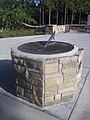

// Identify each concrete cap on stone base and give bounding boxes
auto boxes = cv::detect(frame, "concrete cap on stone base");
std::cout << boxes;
[11,44,78,59]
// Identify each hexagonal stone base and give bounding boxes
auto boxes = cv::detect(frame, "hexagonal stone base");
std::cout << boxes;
[11,48,84,107]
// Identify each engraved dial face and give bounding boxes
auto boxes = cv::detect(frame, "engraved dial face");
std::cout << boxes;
[18,41,74,55]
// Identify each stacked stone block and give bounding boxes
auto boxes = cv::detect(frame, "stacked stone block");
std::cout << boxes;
[11,55,44,106]
[11,48,84,107]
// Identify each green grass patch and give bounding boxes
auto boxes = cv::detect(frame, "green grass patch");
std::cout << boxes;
[0,28,44,38]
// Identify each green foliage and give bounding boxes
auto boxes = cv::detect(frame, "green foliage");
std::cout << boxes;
[67,0,77,13]
[0,28,44,38]
[0,0,90,30]
[0,0,37,29]
[45,0,56,10]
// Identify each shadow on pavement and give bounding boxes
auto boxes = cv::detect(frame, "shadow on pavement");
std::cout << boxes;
[0,60,16,95]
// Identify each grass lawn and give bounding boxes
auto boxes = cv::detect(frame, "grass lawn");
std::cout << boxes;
[0,28,44,38]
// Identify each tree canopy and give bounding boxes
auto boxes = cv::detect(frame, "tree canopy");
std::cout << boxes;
[0,0,90,29]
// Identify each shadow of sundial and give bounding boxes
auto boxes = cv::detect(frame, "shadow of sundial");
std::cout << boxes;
[0,60,16,95]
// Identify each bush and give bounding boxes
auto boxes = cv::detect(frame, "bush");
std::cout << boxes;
[0,28,44,38]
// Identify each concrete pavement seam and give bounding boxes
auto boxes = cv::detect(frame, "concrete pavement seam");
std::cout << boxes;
[68,68,90,120]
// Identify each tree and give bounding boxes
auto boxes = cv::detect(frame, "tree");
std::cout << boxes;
[0,0,17,8]
[55,0,61,25]
[41,0,45,25]
[0,0,37,29]
[45,0,55,25]
[0,0,90,29]
[37,0,42,25]
[66,0,77,24]
[77,0,90,24]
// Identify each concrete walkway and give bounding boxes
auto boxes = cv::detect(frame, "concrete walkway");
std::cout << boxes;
[0,31,90,120]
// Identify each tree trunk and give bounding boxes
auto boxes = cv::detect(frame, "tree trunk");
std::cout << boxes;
[67,11,68,24]
[42,0,45,26]
[64,3,67,24]
[39,7,41,25]
[42,7,44,25]
[56,9,59,25]
[71,12,74,24]
[78,11,81,24]
[49,8,51,25]
[61,13,64,24]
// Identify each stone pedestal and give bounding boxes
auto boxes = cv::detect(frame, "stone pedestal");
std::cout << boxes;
[45,25,70,34]
[11,47,84,107]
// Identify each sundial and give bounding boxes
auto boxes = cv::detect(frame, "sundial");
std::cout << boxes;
[18,31,74,54]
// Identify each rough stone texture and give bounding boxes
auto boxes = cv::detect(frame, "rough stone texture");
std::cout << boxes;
[11,51,44,106]
[11,48,84,107]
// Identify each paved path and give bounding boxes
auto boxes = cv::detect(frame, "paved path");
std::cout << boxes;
[0,31,90,120]
[0,93,59,120]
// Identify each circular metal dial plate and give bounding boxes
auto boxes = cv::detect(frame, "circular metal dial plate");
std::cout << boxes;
[18,41,74,55]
